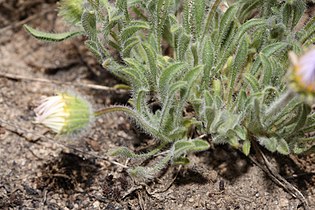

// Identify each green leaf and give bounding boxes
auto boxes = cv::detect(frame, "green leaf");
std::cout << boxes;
[159,81,187,130]
[24,25,82,42]
[129,154,170,179]
[173,139,210,158]
[85,40,102,60]
[190,139,210,152]
[202,38,215,86]
[183,0,191,34]
[242,139,251,156]
[182,65,203,84]
[203,106,215,132]
[234,125,247,140]
[116,0,130,20]
[194,0,206,37]
[155,0,172,42]
[258,137,277,153]
[266,97,301,129]
[103,12,124,37]
[158,62,186,98]
[238,0,260,21]
[135,88,150,115]
[142,42,158,86]
[293,144,315,155]
[250,42,288,75]
[203,0,221,38]
[276,138,290,155]
[245,98,265,134]
[121,20,150,41]
[214,19,266,75]
[122,36,140,58]
[282,1,305,30]
[259,53,272,85]
[117,68,144,89]
[109,147,139,158]
[176,31,191,61]
[226,130,240,148]
[291,104,311,134]
[173,65,203,126]
[236,19,266,39]
[234,90,246,113]
[244,73,260,93]
[217,5,237,48]
[173,157,190,165]
[300,20,315,45]
[173,140,193,157]
[228,35,249,102]
[81,10,97,41]
[87,0,100,8]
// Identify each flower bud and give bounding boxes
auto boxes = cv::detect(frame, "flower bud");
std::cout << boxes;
[289,48,315,96]
[59,0,84,25]
[34,92,93,135]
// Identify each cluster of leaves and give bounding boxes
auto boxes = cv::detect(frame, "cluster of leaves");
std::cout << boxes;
[25,0,315,179]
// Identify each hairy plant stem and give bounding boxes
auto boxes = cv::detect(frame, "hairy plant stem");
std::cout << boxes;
[265,90,296,119]
[94,106,171,143]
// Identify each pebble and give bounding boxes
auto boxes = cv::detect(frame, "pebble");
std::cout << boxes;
[208,170,218,182]
[93,201,100,208]
[97,118,104,123]
[278,197,289,207]
[236,159,247,169]
[193,202,199,208]
[188,198,194,203]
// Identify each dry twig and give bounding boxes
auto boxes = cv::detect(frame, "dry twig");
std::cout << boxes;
[250,142,309,210]
[0,8,55,35]
[0,72,126,92]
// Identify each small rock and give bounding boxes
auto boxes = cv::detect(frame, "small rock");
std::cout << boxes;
[208,170,218,182]
[279,197,289,207]
[86,139,101,151]
[0,127,5,135]
[93,201,100,208]
[188,198,194,203]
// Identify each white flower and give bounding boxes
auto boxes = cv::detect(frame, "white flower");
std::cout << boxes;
[34,92,93,134]
[289,48,315,95]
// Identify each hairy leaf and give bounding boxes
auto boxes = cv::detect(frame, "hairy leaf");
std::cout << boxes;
[24,25,82,42]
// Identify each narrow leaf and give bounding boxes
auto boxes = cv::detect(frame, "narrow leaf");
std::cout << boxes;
[81,10,97,41]
[24,25,82,42]
[277,138,290,155]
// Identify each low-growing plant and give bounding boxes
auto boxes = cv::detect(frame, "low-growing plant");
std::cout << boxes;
[26,0,315,179]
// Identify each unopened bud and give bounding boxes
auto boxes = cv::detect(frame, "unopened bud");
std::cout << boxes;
[34,92,93,134]
[289,49,315,97]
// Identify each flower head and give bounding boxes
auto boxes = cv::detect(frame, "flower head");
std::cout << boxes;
[59,0,84,25]
[289,48,315,95]
[34,92,93,134]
